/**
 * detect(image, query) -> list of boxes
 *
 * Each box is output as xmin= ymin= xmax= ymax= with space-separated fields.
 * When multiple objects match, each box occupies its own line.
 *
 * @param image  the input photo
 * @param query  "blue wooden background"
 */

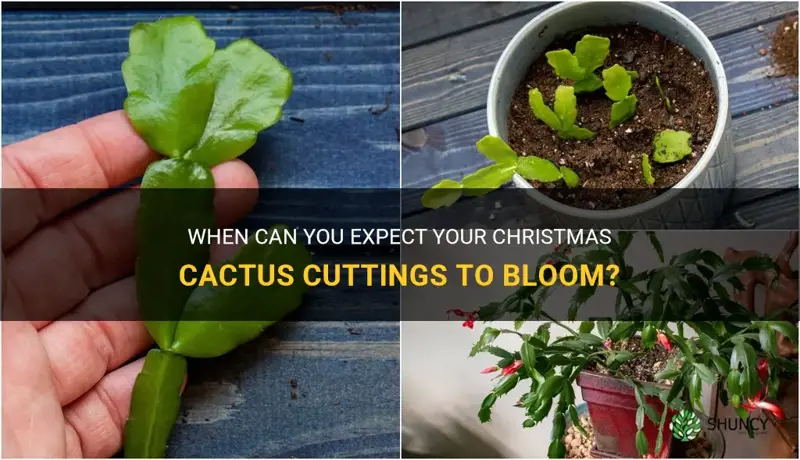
xmin=2 ymin=8 xmax=400 ymax=458
xmin=401 ymin=2 xmax=799 ymax=228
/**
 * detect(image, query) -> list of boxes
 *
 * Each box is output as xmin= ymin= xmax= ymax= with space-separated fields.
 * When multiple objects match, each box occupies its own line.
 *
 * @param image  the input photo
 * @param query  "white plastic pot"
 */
xmin=487 ymin=1 xmax=734 ymax=228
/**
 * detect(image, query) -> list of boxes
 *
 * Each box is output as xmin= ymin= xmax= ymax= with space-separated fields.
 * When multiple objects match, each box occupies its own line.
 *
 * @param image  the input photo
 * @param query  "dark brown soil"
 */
xmin=586 ymin=336 xmax=678 ymax=383
xmin=772 ymin=16 xmax=799 ymax=77
xmin=507 ymin=25 xmax=717 ymax=210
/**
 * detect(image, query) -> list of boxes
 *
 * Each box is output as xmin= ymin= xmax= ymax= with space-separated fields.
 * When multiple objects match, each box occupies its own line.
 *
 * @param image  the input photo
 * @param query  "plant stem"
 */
xmin=541 ymin=311 xmax=579 ymax=336
xmin=719 ymin=323 xmax=755 ymax=347
xmin=612 ymin=236 xmax=636 ymax=312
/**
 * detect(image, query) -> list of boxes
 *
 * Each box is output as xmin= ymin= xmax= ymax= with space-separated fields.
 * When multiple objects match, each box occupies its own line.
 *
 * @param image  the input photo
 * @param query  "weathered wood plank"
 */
xmin=402 ymin=3 xmax=797 ymax=129
xmin=401 ymin=101 xmax=799 ymax=220
xmin=400 ymin=2 xmax=797 ymax=51
xmin=1 ymin=10 xmax=400 ymax=189
xmin=715 ymin=21 xmax=798 ymax=118
xmin=728 ymin=101 xmax=799 ymax=193
xmin=667 ymin=2 xmax=797 ymax=37
xmin=0 ymin=11 xmax=398 ymax=30
xmin=719 ymin=191 xmax=798 ymax=229
xmin=401 ymin=2 xmax=549 ymax=49
xmin=172 ymin=322 xmax=399 ymax=458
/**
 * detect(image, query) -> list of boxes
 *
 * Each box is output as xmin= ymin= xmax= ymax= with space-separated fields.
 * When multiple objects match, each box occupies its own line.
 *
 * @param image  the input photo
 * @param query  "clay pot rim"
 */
xmin=577 ymin=368 xmax=673 ymax=392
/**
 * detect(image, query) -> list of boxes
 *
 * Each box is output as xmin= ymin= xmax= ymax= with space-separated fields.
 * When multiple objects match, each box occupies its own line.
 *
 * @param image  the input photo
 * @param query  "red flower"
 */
xmin=553 ymin=245 xmax=572 ymax=255
xmin=545 ymin=259 xmax=554 ymax=265
xmin=480 ymin=365 xmax=499 ymax=374
xmin=741 ymin=389 xmax=785 ymax=420
xmin=447 ymin=309 xmax=477 ymax=328
xmin=463 ymin=311 xmax=478 ymax=329
xmin=501 ymin=360 xmax=523 ymax=376
xmin=603 ymin=338 xmax=613 ymax=350
xmin=757 ymin=358 xmax=769 ymax=380
xmin=657 ymin=331 xmax=671 ymax=351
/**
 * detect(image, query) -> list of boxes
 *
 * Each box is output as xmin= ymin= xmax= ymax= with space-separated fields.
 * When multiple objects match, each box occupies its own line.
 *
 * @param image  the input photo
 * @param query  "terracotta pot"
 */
xmin=577 ymin=370 xmax=675 ymax=458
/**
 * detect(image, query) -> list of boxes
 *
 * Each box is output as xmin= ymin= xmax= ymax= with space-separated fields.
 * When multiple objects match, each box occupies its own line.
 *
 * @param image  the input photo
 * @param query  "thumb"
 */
xmin=63 ymin=358 xmax=145 ymax=458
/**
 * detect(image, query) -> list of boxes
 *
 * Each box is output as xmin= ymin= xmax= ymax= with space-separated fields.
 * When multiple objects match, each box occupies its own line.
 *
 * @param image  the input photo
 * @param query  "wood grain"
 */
xmin=665 ymin=2 xmax=798 ymax=37
xmin=1 ymin=10 xmax=401 ymax=188
xmin=171 ymin=322 xmax=399 ymax=457
xmin=402 ymin=2 xmax=798 ymax=129
xmin=402 ymin=2 xmax=550 ymax=49
xmin=401 ymin=2 xmax=798 ymax=50
xmin=728 ymin=101 xmax=799 ymax=203
xmin=719 ymin=191 xmax=799 ymax=229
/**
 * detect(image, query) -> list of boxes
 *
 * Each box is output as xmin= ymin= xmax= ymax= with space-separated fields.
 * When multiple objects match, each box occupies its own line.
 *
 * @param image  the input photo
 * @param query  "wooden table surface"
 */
xmin=2 ymin=8 xmax=400 ymax=458
xmin=401 ymin=2 xmax=799 ymax=229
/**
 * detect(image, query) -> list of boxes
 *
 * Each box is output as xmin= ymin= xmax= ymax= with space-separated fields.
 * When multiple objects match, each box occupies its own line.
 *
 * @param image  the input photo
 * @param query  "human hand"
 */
xmin=724 ymin=232 xmax=798 ymax=357
xmin=2 ymin=111 xmax=258 ymax=457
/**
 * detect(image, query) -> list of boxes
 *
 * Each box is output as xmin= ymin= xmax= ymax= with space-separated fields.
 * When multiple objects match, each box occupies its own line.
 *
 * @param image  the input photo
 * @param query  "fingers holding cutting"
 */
xmin=6 ymin=159 xmax=258 ymax=329
xmin=62 ymin=358 xmax=145 ymax=458
xmin=39 ymin=278 xmax=151 ymax=407
xmin=2 ymin=111 xmax=158 ymax=251
xmin=37 ymin=164 xmax=259 ymax=430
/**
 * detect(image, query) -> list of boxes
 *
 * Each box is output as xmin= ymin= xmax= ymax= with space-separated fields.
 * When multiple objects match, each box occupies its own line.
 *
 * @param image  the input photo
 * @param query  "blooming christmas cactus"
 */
xmin=464 ymin=231 xmax=798 ymax=458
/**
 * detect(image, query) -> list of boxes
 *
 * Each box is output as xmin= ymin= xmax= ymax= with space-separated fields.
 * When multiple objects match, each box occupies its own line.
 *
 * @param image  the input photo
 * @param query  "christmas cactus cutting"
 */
xmin=121 ymin=16 xmax=311 ymax=457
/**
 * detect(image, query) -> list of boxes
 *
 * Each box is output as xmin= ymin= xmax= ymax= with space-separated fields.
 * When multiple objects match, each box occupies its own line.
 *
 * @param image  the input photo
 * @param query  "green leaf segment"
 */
xmin=546 ymin=35 xmax=610 ymax=93
xmin=653 ymin=129 xmax=693 ymax=163
xmin=421 ymin=136 xmax=580 ymax=208
xmin=529 ymin=86 xmax=595 ymax=140
xmin=642 ymin=154 xmax=655 ymax=186
xmin=603 ymin=64 xmax=638 ymax=128
xmin=121 ymin=16 xmax=309 ymax=457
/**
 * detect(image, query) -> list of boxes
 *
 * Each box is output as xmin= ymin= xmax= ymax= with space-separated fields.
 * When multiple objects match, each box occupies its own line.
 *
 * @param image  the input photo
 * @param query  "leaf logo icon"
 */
xmin=670 ymin=409 xmax=702 ymax=441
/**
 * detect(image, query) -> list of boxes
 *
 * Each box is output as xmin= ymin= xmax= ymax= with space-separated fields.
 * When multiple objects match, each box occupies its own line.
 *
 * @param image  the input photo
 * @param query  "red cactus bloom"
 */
xmin=757 ymin=358 xmax=770 ymax=380
xmin=657 ymin=331 xmax=672 ymax=351
xmin=603 ymin=338 xmax=613 ymax=350
xmin=447 ymin=309 xmax=477 ymax=328
xmin=480 ymin=365 xmax=499 ymax=374
xmin=462 ymin=311 xmax=477 ymax=329
xmin=741 ymin=390 xmax=785 ymax=420
xmin=553 ymin=245 xmax=572 ymax=255
xmin=501 ymin=360 xmax=523 ymax=376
